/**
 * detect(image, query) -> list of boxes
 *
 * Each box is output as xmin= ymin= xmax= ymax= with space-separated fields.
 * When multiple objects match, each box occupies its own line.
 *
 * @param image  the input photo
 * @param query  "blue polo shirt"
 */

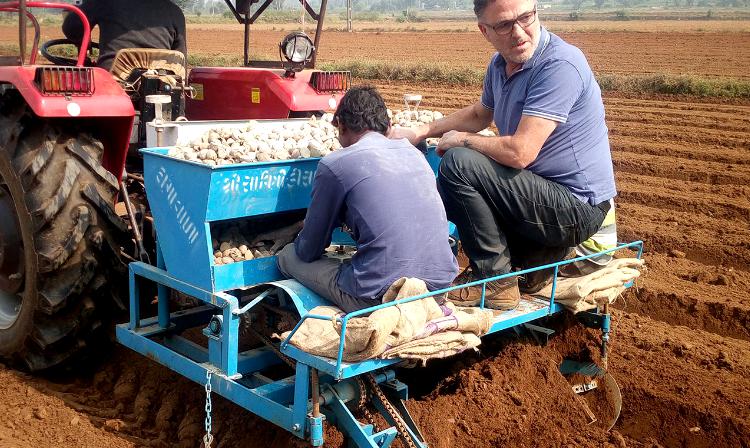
xmin=294 ymin=132 xmax=459 ymax=301
xmin=481 ymin=27 xmax=616 ymax=206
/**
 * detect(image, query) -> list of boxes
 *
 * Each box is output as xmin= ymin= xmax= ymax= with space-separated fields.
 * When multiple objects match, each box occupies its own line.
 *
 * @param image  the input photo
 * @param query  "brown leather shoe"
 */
xmin=518 ymin=247 xmax=575 ymax=294
xmin=448 ymin=269 xmax=521 ymax=310
xmin=484 ymin=276 xmax=521 ymax=311
xmin=447 ymin=267 xmax=481 ymax=306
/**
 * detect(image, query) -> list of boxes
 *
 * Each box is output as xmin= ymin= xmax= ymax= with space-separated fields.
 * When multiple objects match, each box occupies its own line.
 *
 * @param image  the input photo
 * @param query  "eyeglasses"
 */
xmin=483 ymin=7 xmax=537 ymax=36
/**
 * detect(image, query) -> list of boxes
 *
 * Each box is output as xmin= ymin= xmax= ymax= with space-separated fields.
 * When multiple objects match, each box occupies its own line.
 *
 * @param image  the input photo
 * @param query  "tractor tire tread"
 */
xmin=0 ymin=91 xmax=126 ymax=371
xmin=66 ymin=138 xmax=120 ymax=190
xmin=30 ymin=157 xmax=80 ymax=229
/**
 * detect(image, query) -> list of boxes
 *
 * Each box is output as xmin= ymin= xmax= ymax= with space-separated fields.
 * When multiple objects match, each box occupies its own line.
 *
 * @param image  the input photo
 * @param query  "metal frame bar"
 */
xmin=281 ymin=240 xmax=644 ymax=379
xmin=116 ymin=323 xmax=301 ymax=432
xmin=118 ymin=259 xmax=412 ymax=447
xmin=119 ymin=258 xmax=316 ymax=441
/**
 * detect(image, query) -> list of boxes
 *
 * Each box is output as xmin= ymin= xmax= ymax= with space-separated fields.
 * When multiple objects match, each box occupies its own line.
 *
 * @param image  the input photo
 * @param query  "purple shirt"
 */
xmin=295 ymin=132 xmax=459 ymax=300
xmin=481 ymin=27 xmax=617 ymax=205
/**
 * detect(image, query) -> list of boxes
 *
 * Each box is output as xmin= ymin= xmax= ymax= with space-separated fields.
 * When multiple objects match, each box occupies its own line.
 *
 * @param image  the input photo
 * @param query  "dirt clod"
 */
xmin=610 ymin=430 xmax=628 ymax=448
xmin=669 ymin=249 xmax=686 ymax=258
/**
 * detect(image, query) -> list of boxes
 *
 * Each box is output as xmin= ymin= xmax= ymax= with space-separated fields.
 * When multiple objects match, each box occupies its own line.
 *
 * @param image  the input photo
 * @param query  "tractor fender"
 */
xmin=0 ymin=66 xmax=134 ymax=179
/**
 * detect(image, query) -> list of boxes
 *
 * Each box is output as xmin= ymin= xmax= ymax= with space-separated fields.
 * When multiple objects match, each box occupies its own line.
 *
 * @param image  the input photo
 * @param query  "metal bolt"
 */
xmin=208 ymin=315 xmax=222 ymax=335
xmin=291 ymin=424 xmax=301 ymax=432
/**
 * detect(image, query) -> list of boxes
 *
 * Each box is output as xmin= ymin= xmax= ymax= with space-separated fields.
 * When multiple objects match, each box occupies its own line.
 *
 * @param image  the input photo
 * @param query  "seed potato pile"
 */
xmin=388 ymin=108 xmax=496 ymax=145
xmin=211 ymin=223 xmax=275 ymax=266
xmin=166 ymin=108 xmax=496 ymax=169
xmin=168 ymin=114 xmax=341 ymax=166
xmin=389 ymin=108 xmax=445 ymax=127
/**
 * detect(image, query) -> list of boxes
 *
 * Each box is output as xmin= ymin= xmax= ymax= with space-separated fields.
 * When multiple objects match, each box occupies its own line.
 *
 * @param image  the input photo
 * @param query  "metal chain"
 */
xmin=203 ymin=370 xmax=214 ymax=448
xmin=246 ymin=325 xmax=297 ymax=369
xmin=365 ymin=373 xmax=419 ymax=448
xmin=354 ymin=377 xmax=379 ymax=432
xmin=246 ymin=313 xmax=413 ymax=446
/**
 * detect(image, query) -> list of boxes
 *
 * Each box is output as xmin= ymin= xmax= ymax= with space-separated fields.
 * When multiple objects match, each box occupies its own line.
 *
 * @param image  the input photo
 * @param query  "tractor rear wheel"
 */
xmin=0 ymin=92 xmax=126 ymax=371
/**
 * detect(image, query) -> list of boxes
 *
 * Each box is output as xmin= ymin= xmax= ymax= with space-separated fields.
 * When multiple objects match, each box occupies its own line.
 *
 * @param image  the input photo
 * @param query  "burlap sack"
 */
xmin=282 ymin=278 xmax=443 ymax=362
xmin=537 ymin=258 xmax=644 ymax=313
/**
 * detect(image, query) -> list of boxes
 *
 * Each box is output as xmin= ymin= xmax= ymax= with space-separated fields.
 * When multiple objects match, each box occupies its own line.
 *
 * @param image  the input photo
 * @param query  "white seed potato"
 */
xmin=168 ymin=116 xmax=341 ymax=166
xmin=211 ymin=222 xmax=292 ymax=265
xmin=388 ymin=108 xmax=495 ymax=146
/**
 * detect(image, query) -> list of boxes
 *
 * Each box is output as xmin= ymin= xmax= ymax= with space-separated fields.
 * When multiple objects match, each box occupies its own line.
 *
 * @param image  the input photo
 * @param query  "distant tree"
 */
xmin=173 ymin=0 xmax=198 ymax=9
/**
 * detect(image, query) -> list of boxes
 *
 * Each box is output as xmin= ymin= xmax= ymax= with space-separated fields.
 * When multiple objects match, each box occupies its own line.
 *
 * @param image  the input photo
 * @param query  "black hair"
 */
xmin=333 ymin=85 xmax=390 ymax=135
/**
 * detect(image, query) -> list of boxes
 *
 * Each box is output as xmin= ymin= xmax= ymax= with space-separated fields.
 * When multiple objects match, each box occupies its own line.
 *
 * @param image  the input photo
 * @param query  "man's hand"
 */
xmin=388 ymin=124 xmax=429 ymax=146
xmin=251 ymin=221 xmax=304 ymax=254
xmin=436 ymin=130 xmax=468 ymax=156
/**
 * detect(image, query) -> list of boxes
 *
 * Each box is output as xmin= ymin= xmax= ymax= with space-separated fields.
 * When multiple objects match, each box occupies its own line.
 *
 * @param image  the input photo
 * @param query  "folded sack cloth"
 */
xmin=281 ymin=277 xmax=493 ymax=362
xmin=536 ymin=258 xmax=645 ymax=313
xmin=381 ymin=331 xmax=482 ymax=364
xmin=281 ymin=278 xmax=442 ymax=362
xmin=412 ymin=303 xmax=493 ymax=340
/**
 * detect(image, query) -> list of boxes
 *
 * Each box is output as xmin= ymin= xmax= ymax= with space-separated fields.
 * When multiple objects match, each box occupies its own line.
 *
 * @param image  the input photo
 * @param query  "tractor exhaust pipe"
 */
xmin=19 ymin=0 xmax=26 ymax=65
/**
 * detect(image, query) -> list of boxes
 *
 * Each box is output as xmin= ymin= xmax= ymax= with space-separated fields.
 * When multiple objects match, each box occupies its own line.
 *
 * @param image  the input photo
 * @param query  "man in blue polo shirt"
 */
xmin=277 ymin=86 xmax=458 ymax=313
xmin=390 ymin=0 xmax=616 ymax=310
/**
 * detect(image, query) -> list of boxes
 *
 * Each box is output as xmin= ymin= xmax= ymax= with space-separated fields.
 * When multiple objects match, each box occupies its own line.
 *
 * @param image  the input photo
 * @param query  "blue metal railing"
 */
xmin=281 ymin=240 xmax=644 ymax=376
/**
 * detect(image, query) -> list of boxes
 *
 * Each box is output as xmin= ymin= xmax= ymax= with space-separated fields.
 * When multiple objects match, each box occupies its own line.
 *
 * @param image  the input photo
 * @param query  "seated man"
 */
xmin=390 ymin=0 xmax=617 ymax=310
xmin=277 ymin=86 xmax=459 ymax=314
xmin=62 ymin=0 xmax=187 ymax=71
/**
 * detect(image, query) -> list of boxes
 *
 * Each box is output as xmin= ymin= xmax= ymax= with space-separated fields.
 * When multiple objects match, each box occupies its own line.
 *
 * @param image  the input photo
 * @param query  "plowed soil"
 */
xmin=2 ymin=23 xmax=750 ymax=448
xmin=2 ymin=25 xmax=750 ymax=79
xmin=185 ymin=28 xmax=750 ymax=79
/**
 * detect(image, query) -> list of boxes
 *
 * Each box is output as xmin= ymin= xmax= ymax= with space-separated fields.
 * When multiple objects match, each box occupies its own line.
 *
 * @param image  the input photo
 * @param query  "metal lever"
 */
xmin=120 ymin=176 xmax=150 ymax=264
xmin=146 ymin=94 xmax=172 ymax=147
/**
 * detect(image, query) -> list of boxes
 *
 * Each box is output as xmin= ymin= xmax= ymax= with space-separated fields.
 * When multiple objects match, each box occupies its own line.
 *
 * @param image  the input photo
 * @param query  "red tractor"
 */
xmin=0 ymin=0 xmax=348 ymax=370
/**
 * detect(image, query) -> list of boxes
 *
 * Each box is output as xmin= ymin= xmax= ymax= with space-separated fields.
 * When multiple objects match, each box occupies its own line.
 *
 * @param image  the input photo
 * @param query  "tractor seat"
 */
xmin=110 ymin=48 xmax=186 ymax=82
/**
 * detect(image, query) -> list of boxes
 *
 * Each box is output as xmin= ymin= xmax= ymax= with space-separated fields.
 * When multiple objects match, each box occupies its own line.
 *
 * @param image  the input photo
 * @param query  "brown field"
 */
xmin=2 ymin=21 xmax=750 ymax=79
xmin=186 ymin=27 xmax=750 ymax=79
xmin=0 ymin=19 xmax=749 ymax=448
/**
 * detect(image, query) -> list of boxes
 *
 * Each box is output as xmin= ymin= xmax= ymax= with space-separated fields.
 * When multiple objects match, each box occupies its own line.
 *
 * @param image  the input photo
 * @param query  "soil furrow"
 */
xmin=618 ymin=286 xmax=750 ymax=341
xmin=615 ymin=189 xmax=750 ymax=223
xmin=611 ymin=311 xmax=750 ymax=447
xmin=605 ymin=98 xmax=750 ymax=114
xmin=618 ymin=203 xmax=750 ymax=271
xmin=606 ymin=113 xmax=749 ymax=133
xmin=610 ymin=129 xmax=750 ymax=154
xmin=613 ymin=154 xmax=750 ymax=187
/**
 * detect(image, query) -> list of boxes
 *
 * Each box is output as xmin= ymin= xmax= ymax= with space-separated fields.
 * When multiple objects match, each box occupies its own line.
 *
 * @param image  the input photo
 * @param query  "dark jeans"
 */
xmin=437 ymin=148 xmax=607 ymax=278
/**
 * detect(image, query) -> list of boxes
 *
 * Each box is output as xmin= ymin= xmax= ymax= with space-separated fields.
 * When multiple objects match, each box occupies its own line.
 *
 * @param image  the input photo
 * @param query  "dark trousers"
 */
xmin=437 ymin=148 xmax=607 ymax=278
xmin=276 ymin=244 xmax=379 ymax=314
